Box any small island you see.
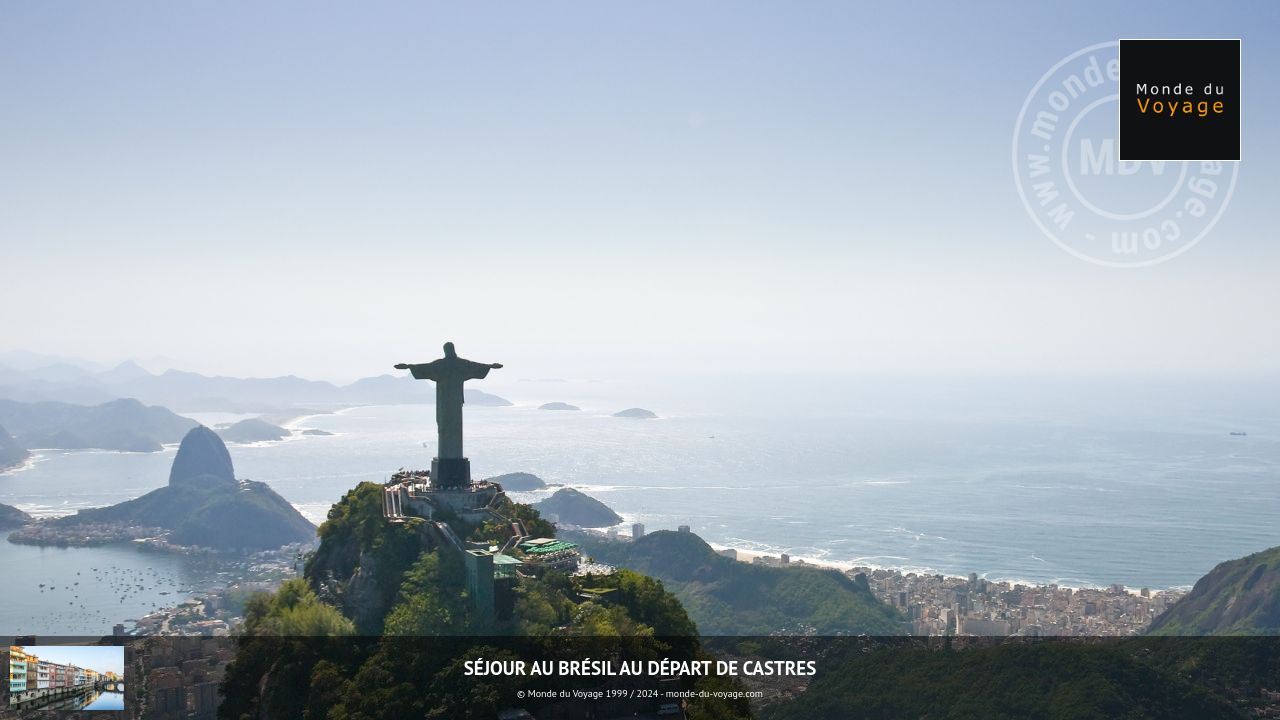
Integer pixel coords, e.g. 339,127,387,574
534,487,622,528
538,402,581,411
613,407,658,419
465,388,514,406
301,428,334,436
216,418,291,443
487,471,547,491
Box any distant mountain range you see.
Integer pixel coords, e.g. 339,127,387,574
0,353,511,412
0,356,514,450
0,353,513,452
0,398,197,452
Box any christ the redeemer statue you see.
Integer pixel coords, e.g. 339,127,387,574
395,342,502,488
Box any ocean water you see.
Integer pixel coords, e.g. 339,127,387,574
1,374,1278,633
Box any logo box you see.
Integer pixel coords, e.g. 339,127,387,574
1119,39,1241,161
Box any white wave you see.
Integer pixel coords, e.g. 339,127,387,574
13,502,97,518
561,483,745,493
0,453,44,475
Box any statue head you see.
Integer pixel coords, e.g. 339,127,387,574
443,342,457,358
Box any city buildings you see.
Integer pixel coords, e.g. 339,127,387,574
574,525,1187,636
8,647,29,693
859,568,1185,636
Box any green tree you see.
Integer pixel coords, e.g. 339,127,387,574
384,549,477,636
243,579,355,637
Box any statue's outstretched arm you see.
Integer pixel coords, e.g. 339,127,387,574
394,363,411,370
490,363,503,369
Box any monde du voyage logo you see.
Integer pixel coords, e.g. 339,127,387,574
1013,40,1241,267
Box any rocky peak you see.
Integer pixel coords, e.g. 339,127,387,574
168,425,236,488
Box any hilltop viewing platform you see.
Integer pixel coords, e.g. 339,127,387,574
381,469,506,526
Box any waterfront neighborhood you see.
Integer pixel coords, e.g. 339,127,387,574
126,545,307,637
131,529,1187,639
590,526,1188,637
724,547,1184,636
858,566,1185,637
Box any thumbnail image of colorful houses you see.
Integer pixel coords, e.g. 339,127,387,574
7,645,124,702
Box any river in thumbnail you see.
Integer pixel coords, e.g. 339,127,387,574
13,688,126,712
83,689,126,710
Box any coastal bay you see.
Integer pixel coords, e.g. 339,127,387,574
2,375,1278,634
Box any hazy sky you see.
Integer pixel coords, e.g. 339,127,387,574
2,2,1277,382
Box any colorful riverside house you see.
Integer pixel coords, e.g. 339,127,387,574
36,660,52,690
8,646,30,693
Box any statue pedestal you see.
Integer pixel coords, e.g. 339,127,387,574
431,457,471,489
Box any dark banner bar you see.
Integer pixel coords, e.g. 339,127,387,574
5,636,1280,719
